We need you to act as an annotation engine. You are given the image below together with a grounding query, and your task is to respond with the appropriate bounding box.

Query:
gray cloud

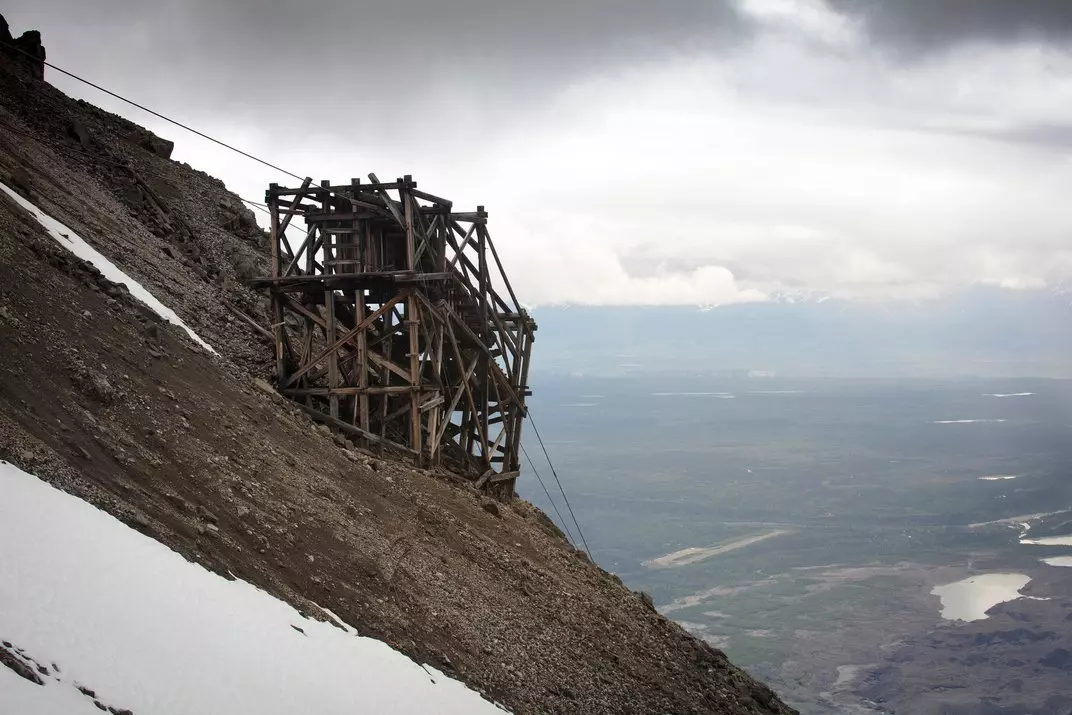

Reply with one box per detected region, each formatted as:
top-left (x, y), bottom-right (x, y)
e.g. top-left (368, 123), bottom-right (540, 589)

top-left (6, 1), bottom-right (744, 109)
top-left (5, 0), bottom-right (1072, 306)
top-left (830, 0), bottom-right (1072, 52)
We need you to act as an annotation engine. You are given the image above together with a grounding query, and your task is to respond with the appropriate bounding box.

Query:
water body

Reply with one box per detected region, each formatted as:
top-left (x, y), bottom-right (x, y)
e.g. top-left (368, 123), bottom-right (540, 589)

top-left (931, 573), bottom-right (1031, 622)
top-left (1021, 535), bottom-right (1072, 546)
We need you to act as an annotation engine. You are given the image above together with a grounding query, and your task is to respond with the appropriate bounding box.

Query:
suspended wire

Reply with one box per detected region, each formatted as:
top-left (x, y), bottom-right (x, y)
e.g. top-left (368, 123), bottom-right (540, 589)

top-left (520, 443), bottom-right (576, 544)
top-left (0, 41), bottom-right (306, 183)
top-left (524, 409), bottom-right (592, 559)
top-left (2, 42), bottom-right (593, 555)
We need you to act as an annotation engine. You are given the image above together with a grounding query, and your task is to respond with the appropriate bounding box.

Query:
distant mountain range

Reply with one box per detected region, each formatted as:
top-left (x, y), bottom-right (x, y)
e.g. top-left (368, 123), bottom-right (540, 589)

top-left (529, 287), bottom-right (1072, 378)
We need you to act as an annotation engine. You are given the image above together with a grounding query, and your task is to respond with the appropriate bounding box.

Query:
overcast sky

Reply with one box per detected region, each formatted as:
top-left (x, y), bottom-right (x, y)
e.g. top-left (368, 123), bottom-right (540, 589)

top-left (6, 0), bottom-right (1072, 306)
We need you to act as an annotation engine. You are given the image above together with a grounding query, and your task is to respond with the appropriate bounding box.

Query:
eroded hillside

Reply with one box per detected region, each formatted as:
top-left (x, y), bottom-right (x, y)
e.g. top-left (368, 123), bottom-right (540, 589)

top-left (0, 17), bottom-right (796, 714)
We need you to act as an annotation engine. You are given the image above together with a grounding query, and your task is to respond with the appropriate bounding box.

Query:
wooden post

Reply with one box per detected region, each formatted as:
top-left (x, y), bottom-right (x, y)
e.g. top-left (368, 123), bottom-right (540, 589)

top-left (268, 185), bottom-right (286, 388)
top-left (251, 175), bottom-right (534, 491)
top-left (353, 178), bottom-right (370, 445)
top-left (320, 179), bottom-right (340, 420)
top-left (407, 296), bottom-right (422, 465)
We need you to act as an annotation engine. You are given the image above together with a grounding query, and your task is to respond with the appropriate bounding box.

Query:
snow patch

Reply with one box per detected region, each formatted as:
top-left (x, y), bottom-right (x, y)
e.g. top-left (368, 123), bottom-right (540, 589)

top-left (1021, 535), bottom-right (1072, 547)
top-left (0, 184), bottom-right (215, 353)
top-left (0, 460), bottom-right (506, 714)
top-left (983, 393), bottom-right (1035, 398)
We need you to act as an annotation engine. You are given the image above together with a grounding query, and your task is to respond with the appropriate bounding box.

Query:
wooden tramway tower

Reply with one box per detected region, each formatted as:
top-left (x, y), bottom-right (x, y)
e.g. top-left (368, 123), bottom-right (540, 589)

top-left (250, 174), bottom-right (536, 497)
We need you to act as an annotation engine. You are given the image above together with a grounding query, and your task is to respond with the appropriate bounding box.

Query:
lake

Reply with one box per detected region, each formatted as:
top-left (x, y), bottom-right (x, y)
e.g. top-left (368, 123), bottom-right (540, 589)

top-left (931, 573), bottom-right (1030, 621)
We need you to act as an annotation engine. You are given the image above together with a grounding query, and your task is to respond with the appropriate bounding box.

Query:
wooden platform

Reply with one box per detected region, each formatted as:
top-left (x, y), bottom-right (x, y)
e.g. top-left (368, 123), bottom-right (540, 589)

top-left (249, 174), bottom-right (535, 497)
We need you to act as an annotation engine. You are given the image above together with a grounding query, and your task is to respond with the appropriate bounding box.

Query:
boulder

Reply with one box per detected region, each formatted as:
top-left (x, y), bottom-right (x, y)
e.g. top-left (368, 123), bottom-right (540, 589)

top-left (66, 120), bottom-right (92, 149)
top-left (136, 132), bottom-right (174, 159)
top-left (8, 166), bottom-right (33, 199)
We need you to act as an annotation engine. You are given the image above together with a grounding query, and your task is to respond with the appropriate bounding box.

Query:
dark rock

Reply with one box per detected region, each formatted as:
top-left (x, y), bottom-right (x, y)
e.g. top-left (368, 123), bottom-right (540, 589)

top-left (639, 591), bottom-right (657, 612)
top-left (1, 22), bottom-right (46, 80)
top-left (141, 135), bottom-right (174, 159)
top-left (481, 499), bottom-right (501, 517)
top-left (67, 120), bottom-right (92, 149)
top-left (103, 283), bottom-right (127, 299)
top-left (78, 370), bottom-right (116, 403)
top-left (9, 166), bottom-right (33, 199)
top-left (1040, 647), bottom-right (1072, 669)
top-left (129, 128), bottom-right (174, 159)
top-left (164, 492), bottom-right (188, 512)
top-left (0, 644), bottom-right (43, 685)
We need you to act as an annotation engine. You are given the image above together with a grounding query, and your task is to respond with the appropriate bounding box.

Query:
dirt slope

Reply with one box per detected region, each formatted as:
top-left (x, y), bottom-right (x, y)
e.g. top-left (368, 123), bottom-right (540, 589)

top-left (0, 19), bottom-right (797, 715)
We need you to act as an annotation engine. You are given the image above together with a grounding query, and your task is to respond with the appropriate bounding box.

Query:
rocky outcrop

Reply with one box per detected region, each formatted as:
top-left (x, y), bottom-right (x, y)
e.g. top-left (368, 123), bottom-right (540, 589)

top-left (0, 16), bottom-right (45, 80)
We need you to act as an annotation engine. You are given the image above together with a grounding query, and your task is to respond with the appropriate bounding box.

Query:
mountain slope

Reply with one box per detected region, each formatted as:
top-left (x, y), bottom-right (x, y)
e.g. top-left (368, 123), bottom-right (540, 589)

top-left (0, 460), bottom-right (505, 715)
top-left (0, 17), bottom-right (796, 715)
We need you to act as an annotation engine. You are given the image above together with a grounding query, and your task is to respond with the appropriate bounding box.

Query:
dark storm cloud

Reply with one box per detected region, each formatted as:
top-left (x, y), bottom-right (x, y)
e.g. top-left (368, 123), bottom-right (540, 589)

top-left (12, 0), bottom-right (746, 93)
top-left (4, 0), bottom-right (748, 136)
top-left (830, 0), bottom-right (1072, 51)
top-left (190, 0), bottom-right (746, 60)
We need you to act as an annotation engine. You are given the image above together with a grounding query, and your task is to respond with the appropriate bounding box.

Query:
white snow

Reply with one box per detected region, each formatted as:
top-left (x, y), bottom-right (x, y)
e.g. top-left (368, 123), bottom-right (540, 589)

top-left (1041, 556), bottom-right (1072, 567)
top-left (979, 475), bottom-right (1019, 481)
top-left (0, 184), bottom-right (215, 353)
top-left (0, 460), bottom-right (506, 715)
top-left (983, 393), bottom-right (1036, 398)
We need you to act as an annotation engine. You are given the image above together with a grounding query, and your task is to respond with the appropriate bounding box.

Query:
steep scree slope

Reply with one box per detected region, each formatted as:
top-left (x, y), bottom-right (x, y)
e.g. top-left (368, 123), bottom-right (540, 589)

top-left (0, 19), bottom-right (797, 715)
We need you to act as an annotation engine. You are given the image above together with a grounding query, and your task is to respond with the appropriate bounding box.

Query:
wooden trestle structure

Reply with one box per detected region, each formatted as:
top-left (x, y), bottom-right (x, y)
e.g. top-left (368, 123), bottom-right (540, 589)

top-left (249, 174), bottom-right (536, 496)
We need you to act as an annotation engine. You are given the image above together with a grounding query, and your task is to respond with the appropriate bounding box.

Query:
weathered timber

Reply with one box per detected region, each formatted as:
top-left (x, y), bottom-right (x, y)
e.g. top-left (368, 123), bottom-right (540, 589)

top-left (251, 173), bottom-right (535, 495)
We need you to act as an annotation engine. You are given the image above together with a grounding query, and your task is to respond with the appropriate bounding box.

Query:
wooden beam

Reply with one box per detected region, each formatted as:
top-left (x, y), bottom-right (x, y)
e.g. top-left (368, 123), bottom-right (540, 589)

top-left (277, 176), bottom-right (313, 240)
top-left (284, 292), bottom-right (406, 388)
top-left (295, 403), bottom-right (418, 455)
